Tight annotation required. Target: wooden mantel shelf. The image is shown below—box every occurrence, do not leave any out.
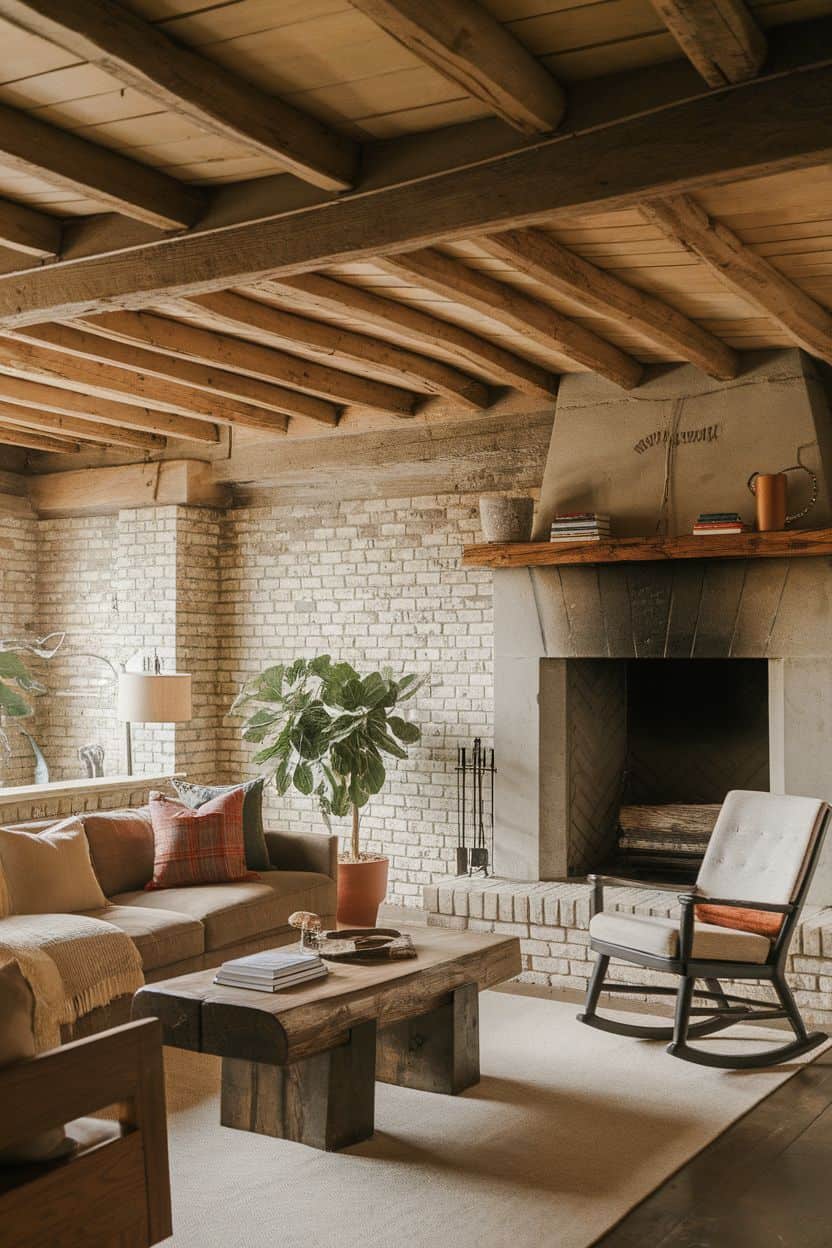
[462,528,832,569]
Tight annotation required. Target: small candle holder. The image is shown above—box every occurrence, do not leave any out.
[288,910,323,951]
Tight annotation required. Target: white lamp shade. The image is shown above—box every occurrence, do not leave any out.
[117,672,192,723]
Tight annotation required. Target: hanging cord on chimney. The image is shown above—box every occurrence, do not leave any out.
[655,396,685,536]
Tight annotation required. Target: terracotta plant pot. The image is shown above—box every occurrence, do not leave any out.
[336,856,389,927]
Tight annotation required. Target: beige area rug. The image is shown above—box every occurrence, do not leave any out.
[160,990,824,1248]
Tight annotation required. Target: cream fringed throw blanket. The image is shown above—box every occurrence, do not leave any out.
[0,913,144,1050]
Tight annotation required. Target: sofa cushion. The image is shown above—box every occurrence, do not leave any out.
[0,818,107,915]
[172,777,269,872]
[111,870,335,952]
[81,905,204,973]
[147,788,252,890]
[589,910,771,964]
[82,808,154,897]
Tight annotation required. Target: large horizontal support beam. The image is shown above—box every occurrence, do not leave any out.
[0,58,828,327]
[0,399,164,449]
[477,228,738,379]
[261,273,557,397]
[71,311,419,418]
[0,0,357,192]
[375,249,643,388]
[348,0,565,134]
[28,460,231,518]
[179,291,491,409]
[647,0,766,87]
[642,194,832,367]
[0,373,219,443]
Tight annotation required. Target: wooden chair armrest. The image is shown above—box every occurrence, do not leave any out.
[678,894,794,914]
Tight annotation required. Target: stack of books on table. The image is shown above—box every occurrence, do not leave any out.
[692,512,750,536]
[550,513,611,543]
[213,948,328,992]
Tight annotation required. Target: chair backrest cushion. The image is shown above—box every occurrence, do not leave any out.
[697,790,829,906]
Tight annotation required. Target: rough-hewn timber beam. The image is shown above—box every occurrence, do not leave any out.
[28,460,231,518]
[348,0,565,134]
[477,228,739,379]
[0,198,61,257]
[0,96,204,230]
[0,0,357,192]
[0,60,829,325]
[260,274,557,397]
[0,374,219,443]
[0,399,165,449]
[14,323,345,424]
[178,291,492,409]
[375,249,643,388]
[69,312,420,418]
[647,0,766,87]
[0,334,309,430]
[0,423,79,453]
[641,194,832,367]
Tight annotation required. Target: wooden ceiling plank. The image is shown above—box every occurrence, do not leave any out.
[70,310,420,418]
[13,321,345,424]
[375,248,644,388]
[0,332,310,427]
[0,422,80,452]
[0,373,219,443]
[478,227,739,379]
[0,0,358,192]
[347,0,565,135]
[0,97,204,230]
[0,398,164,449]
[646,0,766,87]
[261,273,557,397]
[642,194,832,367]
[178,290,493,409]
[0,197,61,257]
[0,56,829,325]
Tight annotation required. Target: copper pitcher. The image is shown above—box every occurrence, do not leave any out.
[747,465,817,532]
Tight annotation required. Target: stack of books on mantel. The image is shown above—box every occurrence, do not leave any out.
[214,948,328,993]
[550,512,611,543]
[692,512,750,536]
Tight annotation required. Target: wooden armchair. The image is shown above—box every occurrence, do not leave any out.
[578,790,831,1069]
[0,1018,172,1248]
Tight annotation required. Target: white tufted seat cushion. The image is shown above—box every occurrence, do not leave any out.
[696,790,829,905]
[589,911,771,964]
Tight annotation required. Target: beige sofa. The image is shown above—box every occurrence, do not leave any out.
[0,807,338,1038]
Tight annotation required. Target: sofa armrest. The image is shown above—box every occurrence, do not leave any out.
[265,829,338,879]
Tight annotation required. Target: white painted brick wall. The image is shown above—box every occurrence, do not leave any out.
[0,515,39,786]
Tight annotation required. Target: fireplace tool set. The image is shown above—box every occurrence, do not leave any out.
[456,738,495,876]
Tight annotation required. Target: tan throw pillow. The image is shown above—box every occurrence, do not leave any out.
[82,807,155,897]
[0,816,107,915]
[0,960,75,1164]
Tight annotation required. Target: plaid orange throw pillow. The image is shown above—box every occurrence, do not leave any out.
[146,787,258,890]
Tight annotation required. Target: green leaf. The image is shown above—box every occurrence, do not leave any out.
[388,715,421,744]
[0,653,30,680]
[0,683,31,718]
[364,753,386,795]
[293,762,314,795]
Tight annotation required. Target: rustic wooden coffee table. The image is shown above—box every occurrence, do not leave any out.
[132,925,521,1152]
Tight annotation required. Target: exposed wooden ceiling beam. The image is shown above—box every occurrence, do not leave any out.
[179,291,492,410]
[0,373,219,443]
[0,334,311,430]
[260,274,557,398]
[0,0,357,193]
[348,0,565,134]
[0,58,828,326]
[0,97,204,230]
[70,311,421,418]
[28,460,230,517]
[0,198,61,258]
[641,194,832,367]
[647,0,766,87]
[0,422,80,453]
[0,399,165,449]
[375,249,643,388]
[13,323,344,424]
[477,228,739,379]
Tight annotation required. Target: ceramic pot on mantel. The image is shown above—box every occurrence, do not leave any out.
[479,492,534,543]
[336,856,389,927]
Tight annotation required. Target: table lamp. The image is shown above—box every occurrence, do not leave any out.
[117,671,192,775]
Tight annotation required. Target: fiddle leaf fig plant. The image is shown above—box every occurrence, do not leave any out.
[0,633,63,757]
[232,656,423,860]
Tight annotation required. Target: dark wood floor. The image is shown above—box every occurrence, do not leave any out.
[598,1046,832,1247]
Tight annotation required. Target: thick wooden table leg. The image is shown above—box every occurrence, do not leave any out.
[376,982,480,1094]
[220,1019,377,1151]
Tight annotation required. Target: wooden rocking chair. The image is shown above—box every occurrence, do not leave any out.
[578,790,831,1069]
